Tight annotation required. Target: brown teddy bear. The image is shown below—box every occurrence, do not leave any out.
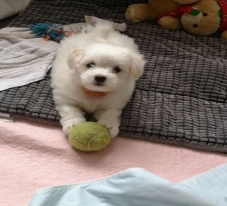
[125,0,200,30]
[159,0,227,39]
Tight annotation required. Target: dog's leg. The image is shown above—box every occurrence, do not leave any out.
[94,109,122,138]
[57,105,86,135]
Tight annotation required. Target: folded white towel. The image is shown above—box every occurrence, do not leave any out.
[0,27,58,91]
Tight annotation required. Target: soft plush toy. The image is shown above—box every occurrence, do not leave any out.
[69,122,111,152]
[125,0,200,29]
[159,0,227,40]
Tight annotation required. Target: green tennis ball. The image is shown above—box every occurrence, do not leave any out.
[69,122,111,152]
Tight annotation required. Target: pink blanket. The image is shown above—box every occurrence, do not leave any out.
[0,118,227,206]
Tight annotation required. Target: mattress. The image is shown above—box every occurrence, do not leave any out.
[0,0,227,152]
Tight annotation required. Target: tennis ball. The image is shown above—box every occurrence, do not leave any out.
[69,122,111,152]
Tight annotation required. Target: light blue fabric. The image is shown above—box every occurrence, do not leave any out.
[28,164,227,206]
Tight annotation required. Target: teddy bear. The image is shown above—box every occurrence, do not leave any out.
[125,0,200,30]
[159,0,227,40]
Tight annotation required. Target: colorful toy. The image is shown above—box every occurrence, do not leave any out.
[68,122,111,152]
[159,0,227,39]
[125,0,200,30]
[30,22,72,42]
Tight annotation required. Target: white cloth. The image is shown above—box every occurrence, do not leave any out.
[0,27,58,91]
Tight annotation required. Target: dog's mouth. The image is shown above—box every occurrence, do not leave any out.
[82,86,108,97]
[83,84,111,93]
[94,82,104,86]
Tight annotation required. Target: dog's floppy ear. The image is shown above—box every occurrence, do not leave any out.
[67,50,84,69]
[130,53,146,80]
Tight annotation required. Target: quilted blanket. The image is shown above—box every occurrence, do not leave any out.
[0,0,227,153]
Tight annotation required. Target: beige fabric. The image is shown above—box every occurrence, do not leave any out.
[0,0,31,20]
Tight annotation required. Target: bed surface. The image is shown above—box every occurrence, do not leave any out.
[0,119,227,206]
[1,0,227,152]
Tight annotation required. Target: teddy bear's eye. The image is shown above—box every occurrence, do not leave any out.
[193,24,199,28]
[86,63,95,68]
[203,13,208,17]
[113,67,121,73]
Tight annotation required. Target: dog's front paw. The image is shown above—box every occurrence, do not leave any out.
[109,126,119,138]
[61,117,85,135]
[98,120,119,138]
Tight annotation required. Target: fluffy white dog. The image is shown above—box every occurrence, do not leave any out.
[51,17,145,138]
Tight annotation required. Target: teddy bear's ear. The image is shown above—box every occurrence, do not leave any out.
[67,50,84,69]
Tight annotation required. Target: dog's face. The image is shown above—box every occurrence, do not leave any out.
[67,44,145,92]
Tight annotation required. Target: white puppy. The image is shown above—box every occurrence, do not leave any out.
[51,18,145,138]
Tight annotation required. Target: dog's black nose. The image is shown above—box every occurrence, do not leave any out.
[94,75,106,83]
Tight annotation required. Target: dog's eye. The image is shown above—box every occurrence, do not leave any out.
[86,63,95,68]
[203,13,208,17]
[113,67,121,73]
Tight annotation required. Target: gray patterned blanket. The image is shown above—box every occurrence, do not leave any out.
[0,0,227,153]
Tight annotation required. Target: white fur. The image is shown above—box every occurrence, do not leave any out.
[51,23,145,138]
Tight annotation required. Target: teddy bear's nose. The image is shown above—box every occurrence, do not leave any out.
[193,24,199,28]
